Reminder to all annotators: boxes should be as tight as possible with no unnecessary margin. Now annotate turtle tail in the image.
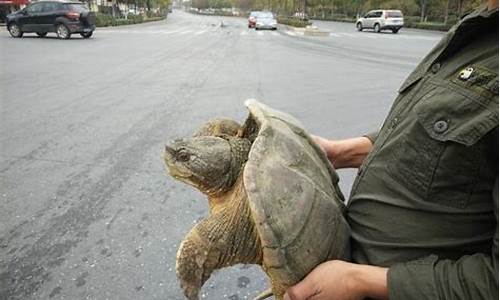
[176,183,262,299]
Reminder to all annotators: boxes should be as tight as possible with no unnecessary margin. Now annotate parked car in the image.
[356,10,404,33]
[6,0,96,39]
[248,11,260,28]
[255,11,277,30]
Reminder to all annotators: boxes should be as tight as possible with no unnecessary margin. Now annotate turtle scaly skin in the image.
[175,174,262,300]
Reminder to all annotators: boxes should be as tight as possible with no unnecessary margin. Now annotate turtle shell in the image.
[242,99,350,288]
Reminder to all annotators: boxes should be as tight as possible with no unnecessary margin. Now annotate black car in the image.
[6,0,96,39]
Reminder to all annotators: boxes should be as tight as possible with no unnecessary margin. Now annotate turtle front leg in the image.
[176,189,262,299]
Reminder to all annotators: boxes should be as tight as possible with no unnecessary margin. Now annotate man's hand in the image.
[312,136,374,169]
[284,260,389,300]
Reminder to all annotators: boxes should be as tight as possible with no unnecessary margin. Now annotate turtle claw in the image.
[253,288,273,300]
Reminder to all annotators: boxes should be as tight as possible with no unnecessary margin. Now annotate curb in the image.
[278,24,329,37]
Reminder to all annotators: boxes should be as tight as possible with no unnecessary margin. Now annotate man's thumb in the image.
[283,276,317,300]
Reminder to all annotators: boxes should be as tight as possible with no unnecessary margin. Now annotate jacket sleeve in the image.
[363,131,379,144]
[387,177,499,300]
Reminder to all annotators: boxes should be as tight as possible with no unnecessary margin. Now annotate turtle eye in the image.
[177,150,191,162]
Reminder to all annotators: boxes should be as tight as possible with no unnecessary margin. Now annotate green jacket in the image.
[347,4,498,300]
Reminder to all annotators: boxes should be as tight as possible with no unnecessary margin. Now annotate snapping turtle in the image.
[163,100,350,300]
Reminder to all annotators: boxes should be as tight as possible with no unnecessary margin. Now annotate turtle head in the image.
[164,136,251,196]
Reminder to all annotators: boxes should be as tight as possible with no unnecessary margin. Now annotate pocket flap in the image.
[414,82,498,146]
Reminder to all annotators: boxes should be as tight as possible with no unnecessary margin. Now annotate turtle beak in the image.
[164,145,176,158]
[163,144,178,167]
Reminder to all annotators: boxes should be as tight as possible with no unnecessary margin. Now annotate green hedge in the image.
[412,22,453,31]
[187,9,238,17]
[310,15,453,31]
[277,16,312,28]
[95,13,166,27]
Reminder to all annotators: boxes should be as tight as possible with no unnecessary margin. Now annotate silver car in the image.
[255,12,277,30]
[356,10,404,33]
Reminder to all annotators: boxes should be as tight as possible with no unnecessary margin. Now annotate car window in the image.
[64,3,89,12]
[374,11,383,18]
[258,12,273,19]
[41,2,61,13]
[386,11,403,18]
[26,3,44,14]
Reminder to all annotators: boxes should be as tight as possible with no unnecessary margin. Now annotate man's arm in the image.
[388,176,499,300]
[312,135,374,169]
[284,177,499,300]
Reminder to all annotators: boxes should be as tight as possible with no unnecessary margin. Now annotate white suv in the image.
[356,10,404,33]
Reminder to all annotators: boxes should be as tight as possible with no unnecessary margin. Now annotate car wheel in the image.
[356,22,363,31]
[36,32,48,37]
[56,24,71,39]
[8,23,23,38]
[392,28,399,34]
[374,23,381,33]
[80,31,93,38]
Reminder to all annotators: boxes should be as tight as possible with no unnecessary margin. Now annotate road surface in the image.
[0,10,444,300]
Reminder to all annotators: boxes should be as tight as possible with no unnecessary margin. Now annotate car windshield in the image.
[387,11,403,18]
[250,11,260,17]
[257,12,273,19]
[64,3,88,12]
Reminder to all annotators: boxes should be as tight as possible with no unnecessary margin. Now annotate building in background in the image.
[0,0,29,22]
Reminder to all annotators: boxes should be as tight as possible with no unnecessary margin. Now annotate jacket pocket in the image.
[412,79,498,208]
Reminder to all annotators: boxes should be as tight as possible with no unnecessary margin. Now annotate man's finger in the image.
[283,276,318,300]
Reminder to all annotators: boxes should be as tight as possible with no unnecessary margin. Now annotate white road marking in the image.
[195,30,207,35]
[240,31,248,35]
[163,29,183,34]
[257,31,264,36]
[340,33,357,38]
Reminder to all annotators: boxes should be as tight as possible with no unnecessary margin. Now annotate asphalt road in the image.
[0,11,444,300]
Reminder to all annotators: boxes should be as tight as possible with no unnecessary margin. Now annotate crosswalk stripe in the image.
[163,29,183,34]
[240,31,248,35]
[271,31,278,36]
[329,33,341,37]
[257,31,264,36]
[195,30,207,35]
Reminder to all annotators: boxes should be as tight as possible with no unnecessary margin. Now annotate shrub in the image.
[95,13,165,27]
[412,22,453,31]
[277,16,312,28]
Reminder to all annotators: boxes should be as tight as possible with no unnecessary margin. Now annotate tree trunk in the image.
[443,0,449,23]
[457,0,464,16]
[420,0,426,23]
